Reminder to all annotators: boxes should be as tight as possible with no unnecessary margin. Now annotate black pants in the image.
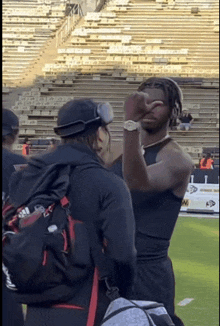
[24,281,109,326]
[132,257,184,326]
[2,284,24,326]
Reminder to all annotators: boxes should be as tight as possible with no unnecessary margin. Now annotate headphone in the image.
[54,102,114,138]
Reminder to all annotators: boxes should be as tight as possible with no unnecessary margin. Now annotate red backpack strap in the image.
[2,203,17,218]
[60,195,99,325]
[86,267,99,326]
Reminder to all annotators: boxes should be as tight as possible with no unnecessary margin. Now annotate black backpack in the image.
[2,164,96,306]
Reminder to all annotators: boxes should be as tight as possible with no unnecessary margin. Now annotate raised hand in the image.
[124,92,164,122]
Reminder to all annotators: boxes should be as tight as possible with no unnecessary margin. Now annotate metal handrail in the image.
[56,4,83,48]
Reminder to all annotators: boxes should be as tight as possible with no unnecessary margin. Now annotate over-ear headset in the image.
[54,102,114,138]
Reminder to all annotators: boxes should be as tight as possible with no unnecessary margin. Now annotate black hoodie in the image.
[9,143,136,325]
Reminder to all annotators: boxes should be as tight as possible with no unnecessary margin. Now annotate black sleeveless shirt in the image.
[110,138,183,260]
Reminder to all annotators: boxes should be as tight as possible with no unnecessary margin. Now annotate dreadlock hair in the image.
[62,125,111,158]
[138,77,183,126]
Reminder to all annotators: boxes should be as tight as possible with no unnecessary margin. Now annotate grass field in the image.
[169,216,219,326]
[22,215,219,325]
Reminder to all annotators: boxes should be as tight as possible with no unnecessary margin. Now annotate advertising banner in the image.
[181,183,219,213]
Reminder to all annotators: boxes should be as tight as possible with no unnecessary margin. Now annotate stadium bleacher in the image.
[2,0,219,167]
[38,0,219,77]
[2,0,72,86]
[9,74,219,165]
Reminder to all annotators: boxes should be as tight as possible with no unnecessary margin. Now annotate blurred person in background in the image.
[199,152,214,169]
[177,108,194,131]
[49,138,57,151]
[2,108,26,326]
[22,136,31,156]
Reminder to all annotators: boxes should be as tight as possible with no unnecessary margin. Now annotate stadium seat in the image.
[3,0,219,147]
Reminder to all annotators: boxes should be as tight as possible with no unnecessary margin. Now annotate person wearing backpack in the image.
[2,108,26,326]
[7,99,137,326]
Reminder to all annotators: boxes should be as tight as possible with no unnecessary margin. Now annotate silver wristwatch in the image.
[123,120,140,131]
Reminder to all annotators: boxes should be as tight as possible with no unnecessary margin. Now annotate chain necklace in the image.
[141,135,170,155]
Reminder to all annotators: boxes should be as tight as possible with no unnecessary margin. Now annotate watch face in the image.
[125,120,138,131]
[127,121,135,130]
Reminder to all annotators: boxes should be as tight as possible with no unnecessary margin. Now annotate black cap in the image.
[54,99,101,138]
[2,109,19,137]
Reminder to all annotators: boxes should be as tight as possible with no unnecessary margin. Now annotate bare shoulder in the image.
[158,139,195,174]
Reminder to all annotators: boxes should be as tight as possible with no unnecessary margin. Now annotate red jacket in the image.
[22,144,30,156]
[199,158,214,169]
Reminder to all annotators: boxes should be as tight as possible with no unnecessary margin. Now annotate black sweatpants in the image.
[2,284,24,326]
[24,281,110,326]
[132,257,184,326]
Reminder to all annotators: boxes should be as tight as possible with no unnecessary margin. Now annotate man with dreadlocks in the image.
[110,77,194,326]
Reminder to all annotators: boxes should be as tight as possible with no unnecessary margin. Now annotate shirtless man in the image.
[111,77,194,326]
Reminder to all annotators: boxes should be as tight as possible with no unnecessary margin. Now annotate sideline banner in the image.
[181,183,219,213]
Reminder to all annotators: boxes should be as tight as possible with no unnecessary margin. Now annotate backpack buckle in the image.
[104,277,120,301]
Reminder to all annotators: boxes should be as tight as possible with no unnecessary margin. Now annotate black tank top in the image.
[110,138,183,260]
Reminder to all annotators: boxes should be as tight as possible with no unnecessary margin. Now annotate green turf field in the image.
[169,216,219,326]
[23,216,219,325]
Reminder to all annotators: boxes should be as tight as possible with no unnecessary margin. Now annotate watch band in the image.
[123,120,140,131]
